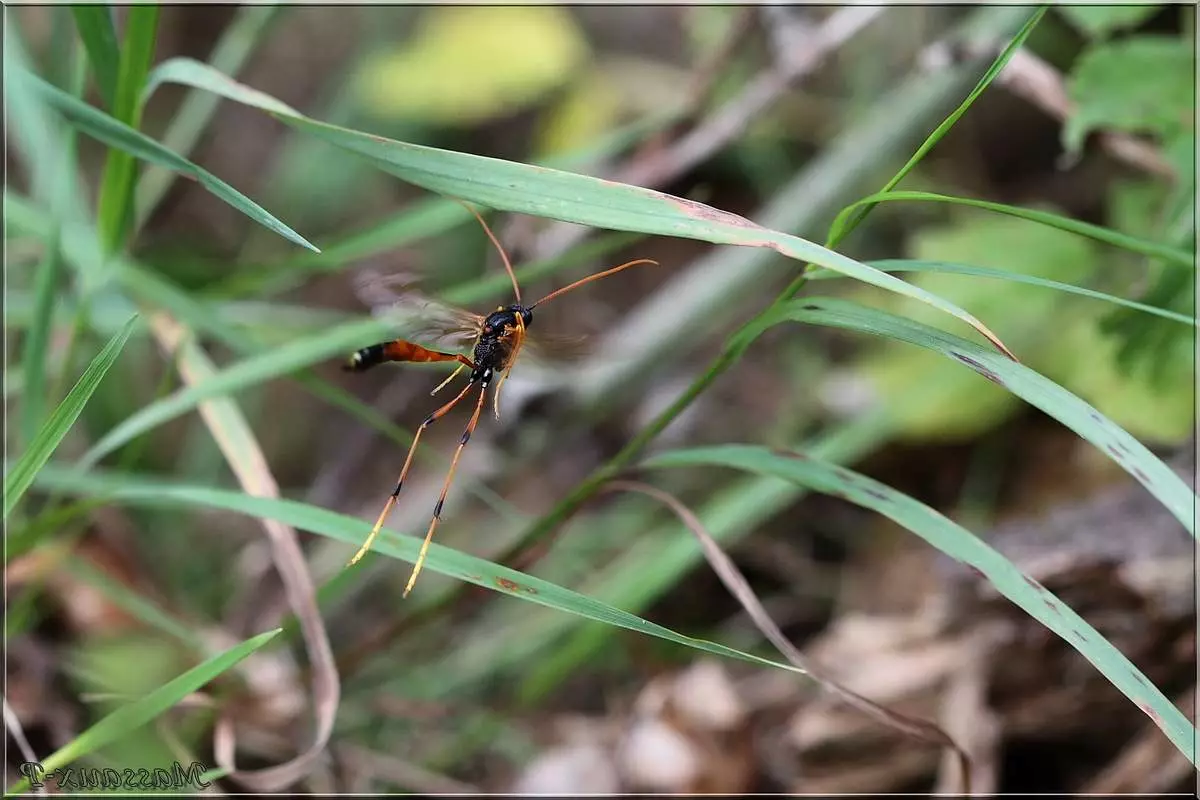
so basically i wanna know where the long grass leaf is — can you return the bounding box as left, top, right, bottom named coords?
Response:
left=832, top=191, right=1194, bottom=268
left=69, top=5, right=119, bottom=108
left=30, top=466, right=832, bottom=693
left=132, top=57, right=1017, bottom=359
left=639, top=444, right=1196, bottom=765
left=4, top=21, right=106, bottom=290
left=805, top=259, right=1196, bottom=326
left=19, top=226, right=66, bottom=447
left=4, top=316, right=138, bottom=519
left=135, top=4, right=283, bottom=229
left=4, top=628, right=281, bottom=795
left=95, top=3, right=159, bottom=254
left=829, top=7, right=1048, bottom=244
left=738, top=297, right=1196, bottom=536
left=18, top=69, right=319, bottom=254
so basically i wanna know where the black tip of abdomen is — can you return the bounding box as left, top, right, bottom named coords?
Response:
left=345, top=343, right=385, bottom=372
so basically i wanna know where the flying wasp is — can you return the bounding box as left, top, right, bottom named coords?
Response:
left=343, top=202, right=657, bottom=596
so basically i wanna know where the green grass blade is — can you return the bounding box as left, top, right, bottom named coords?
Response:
left=740, top=297, right=1196, bottom=536
left=18, top=69, right=319, bottom=255
left=4, top=20, right=106, bottom=291
left=218, top=110, right=679, bottom=299
left=69, top=5, right=119, bottom=108
left=4, top=628, right=281, bottom=795
left=4, top=315, right=138, bottom=520
left=829, top=7, right=1048, bottom=245
left=805, top=258, right=1197, bottom=326
left=134, top=57, right=1016, bottom=358
left=134, top=5, right=283, bottom=230
left=76, top=316, right=391, bottom=469
left=30, top=465, right=826, bottom=695
left=832, top=191, right=1194, bottom=268
left=639, top=444, right=1196, bottom=765
left=95, top=3, right=159, bottom=254
left=19, top=225, right=66, bottom=447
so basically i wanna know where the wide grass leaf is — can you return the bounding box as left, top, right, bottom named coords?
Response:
left=5, top=628, right=281, bottom=795
left=17, top=68, right=318, bottom=254
left=4, top=315, right=137, bottom=519
left=135, top=57, right=1016, bottom=358
left=738, top=296, right=1196, bottom=536
left=31, top=465, right=832, bottom=691
left=639, top=444, right=1196, bottom=764
left=830, top=191, right=1193, bottom=268
left=95, top=4, right=159, bottom=254
left=69, top=6, right=119, bottom=107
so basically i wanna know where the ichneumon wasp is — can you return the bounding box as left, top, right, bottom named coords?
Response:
left=342, top=201, right=656, bottom=596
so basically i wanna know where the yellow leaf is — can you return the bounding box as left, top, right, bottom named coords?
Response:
left=355, top=7, right=589, bottom=126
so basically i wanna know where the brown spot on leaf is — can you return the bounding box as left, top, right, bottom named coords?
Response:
left=668, top=195, right=762, bottom=230
left=951, top=352, right=1005, bottom=386
left=496, top=577, right=520, bottom=592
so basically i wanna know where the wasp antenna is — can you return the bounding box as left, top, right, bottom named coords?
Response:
left=456, top=198, right=521, bottom=305
left=529, top=259, right=659, bottom=309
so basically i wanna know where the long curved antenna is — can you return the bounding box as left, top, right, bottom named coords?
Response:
left=529, top=259, right=658, bottom=309
left=456, top=199, right=521, bottom=305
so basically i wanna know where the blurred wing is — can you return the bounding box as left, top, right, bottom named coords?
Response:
left=353, top=269, right=482, bottom=352
left=514, top=331, right=592, bottom=367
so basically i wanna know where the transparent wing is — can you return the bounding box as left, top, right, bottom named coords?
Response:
left=353, top=269, right=482, bottom=353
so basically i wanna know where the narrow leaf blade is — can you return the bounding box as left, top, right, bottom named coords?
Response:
left=138, top=57, right=1016, bottom=358
left=6, top=628, right=281, bottom=794
left=743, top=296, right=1196, bottom=536
left=640, top=443, right=1196, bottom=764
left=69, top=5, right=119, bottom=108
left=20, top=69, right=319, bottom=254
left=4, top=315, right=138, bottom=519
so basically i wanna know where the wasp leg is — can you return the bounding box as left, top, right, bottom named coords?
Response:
left=403, top=379, right=488, bottom=597
left=431, top=363, right=467, bottom=396
left=346, top=378, right=477, bottom=568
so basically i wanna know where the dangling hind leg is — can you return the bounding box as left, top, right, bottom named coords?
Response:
left=403, top=380, right=488, bottom=597
left=346, top=378, right=476, bottom=567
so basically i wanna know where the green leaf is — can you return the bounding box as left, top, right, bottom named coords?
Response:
left=18, top=68, right=319, bottom=255
left=5, top=628, right=281, bottom=795
left=829, top=7, right=1048, bottom=245
left=1064, top=35, right=1195, bottom=156
left=1058, top=5, right=1161, bottom=39
left=30, top=465, right=829, bottom=701
left=70, top=5, right=119, bottom=108
left=95, top=3, right=159, bottom=254
left=4, top=315, right=138, bottom=520
left=810, top=259, right=1195, bottom=326
left=19, top=225, right=66, bottom=447
left=829, top=190, right=1194, bottom=268
left=352, top=6, right=589, bottom=125
left=4, top=20, right=106, bottom=291
left=639, top=444, right=1196, bottom=765
left=845, top=212, right=1099, bottom=441
left=737, top=297, right=1196, bottom=537
left=135, top=4, right=284, bottom=231
left=132, top=57, right=1017, bottom=359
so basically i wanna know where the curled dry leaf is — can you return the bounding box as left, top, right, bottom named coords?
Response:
left=601, top=479, right=974, bottom=793
left=148, top=313, right=339, bottom=791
